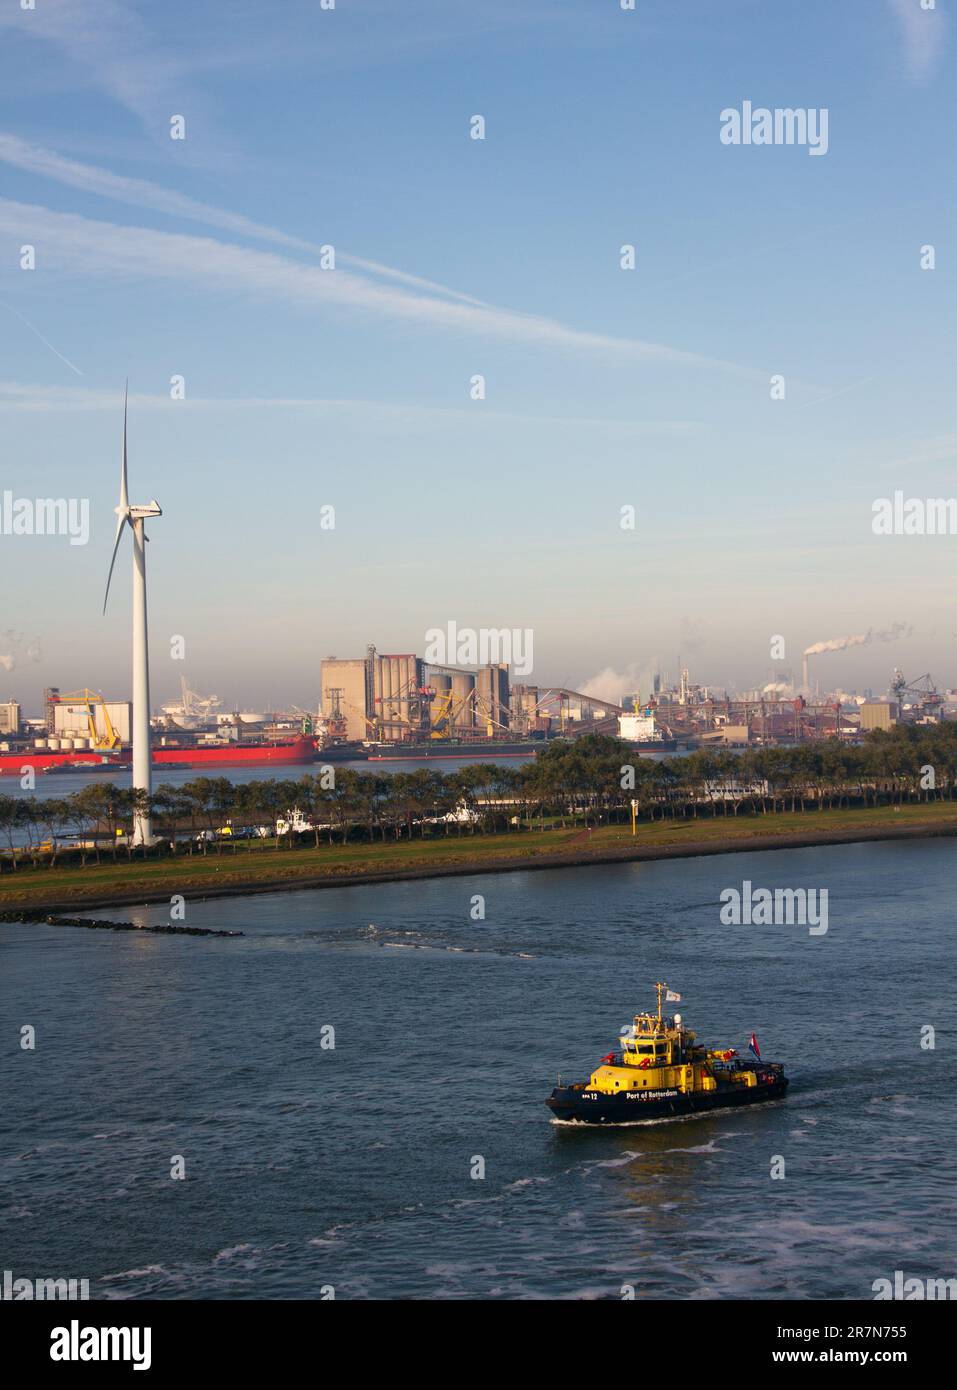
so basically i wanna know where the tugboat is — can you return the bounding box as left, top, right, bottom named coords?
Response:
left=546, top=982, right=788, bottom=1124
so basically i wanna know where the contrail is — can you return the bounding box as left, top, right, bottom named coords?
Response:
left=0, top=133, right=495, bottom=309
left=0, top=297, right=83, bottom=375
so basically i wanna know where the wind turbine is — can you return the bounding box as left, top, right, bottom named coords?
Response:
left=103, top=386, right=162, bottom=846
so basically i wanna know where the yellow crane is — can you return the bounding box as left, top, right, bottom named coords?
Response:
left=429, top=687, right=476, bottom=739
left=56, top=689, right=121, bottom=750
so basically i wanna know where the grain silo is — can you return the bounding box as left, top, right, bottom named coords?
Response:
left=450, top=671, right=476, bottom=731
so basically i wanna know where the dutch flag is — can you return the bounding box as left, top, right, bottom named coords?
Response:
left=749, top=1033, right=761, bottom=1060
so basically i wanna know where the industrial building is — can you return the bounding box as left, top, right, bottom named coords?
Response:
left=320, top=656, right=373, bottom=741
left=475, top=662, right=510, bottom=734
left=321, top=649, right=429, bottom=742
left=320, top=647, right=619, bottom=744
left=322, top=647, right=495, bottom=743
left=860, top=701, right=899, bottom=732
left=0, top=700, right=20, bottom=736
left=372, top=651, right=429, bottom=741
left=52, top=695, right=133, bottom=745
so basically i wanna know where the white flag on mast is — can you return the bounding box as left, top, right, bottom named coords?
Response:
left=665, top=989, right=681, bottom=1002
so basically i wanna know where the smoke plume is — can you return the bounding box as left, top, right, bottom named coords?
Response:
left=0, top=629, right=42, bottom=673
left=803, top=623, right=912, bottom=658
left=579, top=659, right=660, bottom=707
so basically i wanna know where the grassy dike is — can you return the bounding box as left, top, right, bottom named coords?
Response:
left=1, top=800, right=956, bottom=915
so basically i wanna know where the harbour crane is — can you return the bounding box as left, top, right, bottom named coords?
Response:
left=890, top=670, right=943, bottom=718
left=428, top=686, right=476, bottom=739
left=56, top=689, right=121, bottom=750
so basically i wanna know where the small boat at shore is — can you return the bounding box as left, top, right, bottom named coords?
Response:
left=39, top=761, right=123, bottom=774
left=546, top=982, right=788, bottom=1124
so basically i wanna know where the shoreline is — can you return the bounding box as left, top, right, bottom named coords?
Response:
left=0, top=815, right=953, bottom=916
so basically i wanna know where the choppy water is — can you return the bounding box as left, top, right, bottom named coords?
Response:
left=2, top=839, right=954, bottom=1299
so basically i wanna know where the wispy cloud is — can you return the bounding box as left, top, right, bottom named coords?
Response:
left=0, top=383, right=701, bottom=438
left=0, top=0, right=617, bottom=143
left=887, top=0, right=947, bottom=83
left=0, top=133, right=492, bottom=309
left=0, top=0, right=194, bottom=136
left=0, top=198, right=763, bottom=377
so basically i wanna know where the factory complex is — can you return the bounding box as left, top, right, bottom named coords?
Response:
left=319, top=646, right=622, bottom=752
left=2, top=645, right=956, bottom=778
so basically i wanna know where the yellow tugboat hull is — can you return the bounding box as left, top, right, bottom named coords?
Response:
left=547, top=1071, right=788, bottom=1124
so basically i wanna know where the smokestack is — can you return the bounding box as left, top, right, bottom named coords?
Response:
left=802, top=655, right=809, bottom=694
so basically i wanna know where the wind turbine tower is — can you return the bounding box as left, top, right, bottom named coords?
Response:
left=103, top=387, right=162, bottom=846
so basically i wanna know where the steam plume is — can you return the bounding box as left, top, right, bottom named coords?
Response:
left=803, top=623, right=912, bottom=657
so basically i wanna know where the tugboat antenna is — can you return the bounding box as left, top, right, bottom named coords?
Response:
left=655, top=981, right=665, bottom=1025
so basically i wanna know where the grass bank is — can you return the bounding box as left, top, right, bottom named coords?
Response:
left=1, top=800, right=956, bottom=915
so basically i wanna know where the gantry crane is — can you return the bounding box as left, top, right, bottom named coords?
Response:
left=890, top=670, right=944, bottom=719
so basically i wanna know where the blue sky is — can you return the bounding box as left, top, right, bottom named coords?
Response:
left=0, top=0, right=954, bottom=710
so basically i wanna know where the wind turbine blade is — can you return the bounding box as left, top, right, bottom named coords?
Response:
left=103, top=383, right=131, bottom=614
left=103, top=513, right=127, bottom=614
left=119, top=381, right=130, bottom=514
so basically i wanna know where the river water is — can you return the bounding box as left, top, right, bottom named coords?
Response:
left=0, top=756, right=534, bottom=802
left=2, top=838, right=953, bottom=1299
left=0, top=744, right=675, bottom=802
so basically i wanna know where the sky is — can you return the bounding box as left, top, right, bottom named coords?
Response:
left=0, top=0, right=954, bottom=712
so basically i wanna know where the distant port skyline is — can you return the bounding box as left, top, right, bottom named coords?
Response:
left=2, top=636, right=945, bottom=727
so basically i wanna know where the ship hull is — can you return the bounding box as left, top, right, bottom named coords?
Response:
left=0, top=751, right=129, bottom=776
left=0, top=737, right=315, bottom=775
left=365, top=740, right=545, bottom=761
left=152, top=737, right=315, bottom=769
left=316, top=743, right=369, bottom=762
left=547, top=1076, right=788, bottom=1124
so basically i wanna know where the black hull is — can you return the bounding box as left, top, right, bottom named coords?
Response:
left=365, top=741, right=544, bottom=760
left=547, top=1078, right=788, bottom=1124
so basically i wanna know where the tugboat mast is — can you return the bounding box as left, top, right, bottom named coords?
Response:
left=655, top=981, right=666, bottom=1026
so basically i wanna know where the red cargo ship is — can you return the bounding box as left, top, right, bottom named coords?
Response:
left=153, top=736, right=316, bottom=769
left=0, top=736, right=316, bottom=776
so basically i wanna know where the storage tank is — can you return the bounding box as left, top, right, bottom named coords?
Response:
left=59, top=738, right=75, bottom=751
left=73, top=737, right=89, bottom=749
left=33, top=737, right=48, bottom=749
left=47, top=737, right=61, bottom=750
left=451, top=672, right=476, bottom=731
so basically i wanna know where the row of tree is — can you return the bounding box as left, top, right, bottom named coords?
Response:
left=1, top=723, right=954, bottom=868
